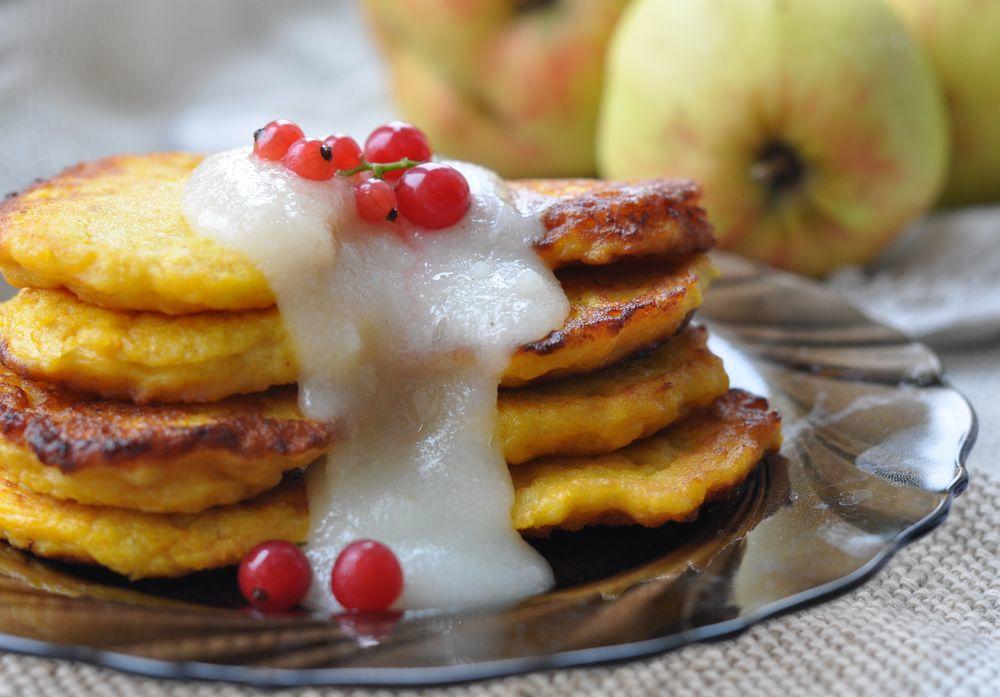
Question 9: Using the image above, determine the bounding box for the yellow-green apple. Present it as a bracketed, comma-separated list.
[885, 0, 1000, 206]
[598, 0, 949, 276]
[363, 0, 630, 178]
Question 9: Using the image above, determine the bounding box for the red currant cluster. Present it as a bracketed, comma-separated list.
[238, 539, 403, 613]
[253, 120, 471, 230]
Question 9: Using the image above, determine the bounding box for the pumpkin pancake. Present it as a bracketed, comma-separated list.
[511, 389, 782, 534]
[505, 254, 715, 386]
[0, 364, 334, 514]
[0, 289, 295, 404]
[0, 477, 307, 579]
[499, 326, 727, 464]
[0, 153, 714, 315]
[0, 327, 727, 512]
[0, 255, 715, 402]
[0, 390, 779, 579]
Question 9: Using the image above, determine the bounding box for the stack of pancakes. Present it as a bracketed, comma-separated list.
[0, 154, 780, 580]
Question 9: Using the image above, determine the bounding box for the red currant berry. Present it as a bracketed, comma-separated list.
[253, 120, 304, 161]
[395, 163, 471, 229]
[364, 121, 431, 166]
[355, 179, 399, 224]
[283, 138, 336, 181]
[323, 134, 363, 170]
[238, 540, 312, 612]
[331, 540, 404, 612]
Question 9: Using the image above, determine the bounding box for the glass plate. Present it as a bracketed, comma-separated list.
[0, 253, 975, 687]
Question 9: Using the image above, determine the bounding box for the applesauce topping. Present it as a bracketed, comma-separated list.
[182, 130, 569, 611]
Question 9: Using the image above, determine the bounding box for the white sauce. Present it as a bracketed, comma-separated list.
[182, 147, 569, 610]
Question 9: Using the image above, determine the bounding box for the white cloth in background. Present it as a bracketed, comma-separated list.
[832, 206, 1000, 347]
[830, 207, 1000, 479]
[0, 1, 996, 694]
[0, 0, 391, 195]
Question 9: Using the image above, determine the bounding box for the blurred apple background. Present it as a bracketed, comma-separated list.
[2, 0, 1000, 430]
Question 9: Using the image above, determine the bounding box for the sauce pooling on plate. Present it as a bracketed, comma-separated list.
[182, 147, 569, 610]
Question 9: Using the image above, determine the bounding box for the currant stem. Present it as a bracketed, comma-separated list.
[337, 158, 422, 179]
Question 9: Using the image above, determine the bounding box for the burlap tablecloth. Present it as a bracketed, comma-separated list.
[0, 1, 997, 693]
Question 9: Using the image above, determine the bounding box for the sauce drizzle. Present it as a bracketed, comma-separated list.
[183, 148, 569, 609]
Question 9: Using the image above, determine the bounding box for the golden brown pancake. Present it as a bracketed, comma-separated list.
[500, 326, 727, 464]
[0, 153, 714, 315]
[0, 255, 715, 402]
[518, 177, 714, 267]
[0, 364, 333, 514]
[511, 389, 782, 534]
[0, 390, 779, 579]
[504, 254, 715, 386]
[0, 288, 295, 404]
[0, 477, 307, 579]
[0, 327, 727, 512]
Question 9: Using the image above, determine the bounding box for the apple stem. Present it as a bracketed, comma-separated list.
[513, 0, 557, 12]
[750, 142, 804, 195]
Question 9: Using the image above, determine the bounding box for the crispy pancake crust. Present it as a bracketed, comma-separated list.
[504, 254, 716, 386]
[500, 326, 727, 464]
[0, 390, 779, 578]
[0, 363, 334, 513]
[0, 328, 727, 512]
[511, 389, 782, 534]
[0, 255, 715, 402]
[0, 154, 714, 314]
[520, 178, 713, 267]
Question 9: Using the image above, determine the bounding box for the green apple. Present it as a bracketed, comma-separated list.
[886, 0, 1000, 206]
[364, 0, 629, 178]
[598, 0, 949, 277]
